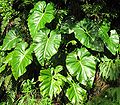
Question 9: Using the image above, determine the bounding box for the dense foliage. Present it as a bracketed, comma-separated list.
[0, 0, 120, 105]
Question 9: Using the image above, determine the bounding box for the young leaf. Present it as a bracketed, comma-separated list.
[28, 1, 55, 38]
[10, 42, 34, 80]
[4, 74, 12, 90]
[66, 82, 86, 104]
[73, 19, 104, 51]
[33, 28, 61, 66]
[0, 52, 13, 73]
[66, 48, 96, 88]
[39, 66, 66, 99]
[2, 30, 22, 51]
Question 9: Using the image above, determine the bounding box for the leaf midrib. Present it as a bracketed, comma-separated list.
[34, 13, 45, 35]
[16, 49, 30, 72]
[2, 36, 17, 50]
[43, 37, 49, 60]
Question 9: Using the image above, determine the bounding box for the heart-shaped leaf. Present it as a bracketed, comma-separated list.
[66, 48, 96, 88]
[33, 28, 61, 66]
[10, 42, 34, 80]
[99, 22, 119, 55]
[73, 19, 104, 51]
[28, 1, 55, 38]
[39, 66, 66, 99]
[107, 30, 119, 55]
[2, 30, 22, 51]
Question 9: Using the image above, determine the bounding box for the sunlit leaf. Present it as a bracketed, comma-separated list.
[73, 19, 104, 51]
[28, 1, 55, 38]
[107, 30, 119, 55]
[40, 66, 66, 99]
[99, 22, 119, 55]
[66, 48, 96, 88]
[2, 30, 22, 51]
[66, 81, 86, 104]
[33, 28, 61, 66]
[10, 42, 34, 80]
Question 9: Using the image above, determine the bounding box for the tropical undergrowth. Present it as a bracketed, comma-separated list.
[0, 0, 120, 105]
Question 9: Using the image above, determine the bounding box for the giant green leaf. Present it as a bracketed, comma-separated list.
[106, 30, 119, 55]
[28, 1, 55, 38]
[73, 19, 104, 51]
[108, 30, 119, 55]
[66, 81, 86, 105]
[98, 21, 110, 42]
[2, 30, 22, 51]
[99, 22, 119, 55]
[10, 42, 34, 80]
[66, 48, 96, 88]
[33, 28, 61, 66]
[39, 66, 66, 99]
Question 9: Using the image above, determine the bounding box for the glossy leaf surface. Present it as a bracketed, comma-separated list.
[73, 19, 104, 51]
[107, 30, 119, 55]
[99, 22, 119, 55]
[10, 42, 34, 80]
[66, 48, 96, 87]
[33, 29, 61, 66]
[2, 30, 22, 51]
[28, 1, 55, 38]
[40, 66, 66, 99]
[66, 81, 86, 105]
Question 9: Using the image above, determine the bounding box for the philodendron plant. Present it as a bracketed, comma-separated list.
[0, 1, 120, 104]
